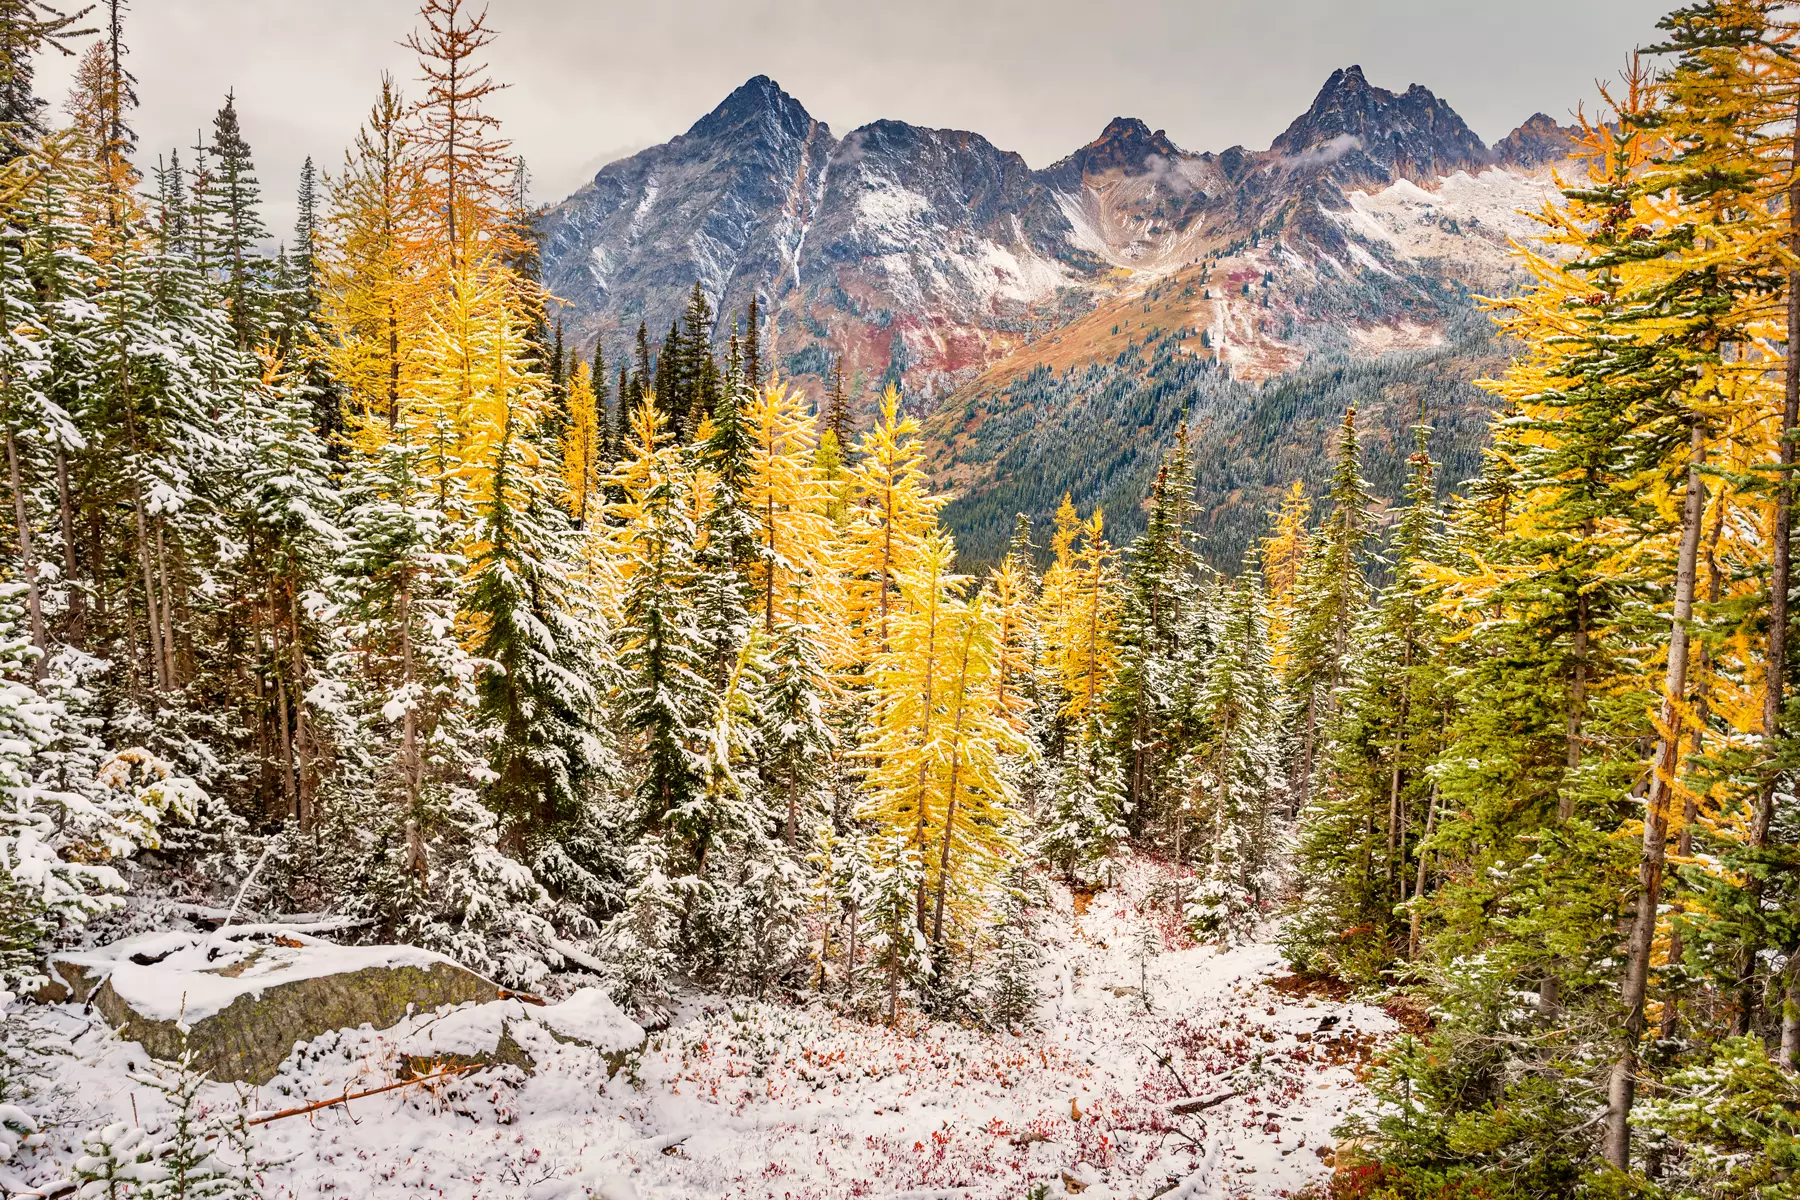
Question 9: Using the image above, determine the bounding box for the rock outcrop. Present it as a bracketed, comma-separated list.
[41, 930, 567, 1084]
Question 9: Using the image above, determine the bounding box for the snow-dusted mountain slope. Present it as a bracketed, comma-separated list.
[536, 66, 1574, 407]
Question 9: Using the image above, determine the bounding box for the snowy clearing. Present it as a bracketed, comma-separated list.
[19, 864, 1393, 1199]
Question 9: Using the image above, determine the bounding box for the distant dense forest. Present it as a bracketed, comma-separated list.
[933, 315, 1508, 570]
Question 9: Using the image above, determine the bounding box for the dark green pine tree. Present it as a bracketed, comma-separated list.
[619, 469, 711, 835]
[281, 156, 343, 454]
[1286, 406, 1371, 807]
[743, 294, 762, 390]
[0, 0, 91, 160]
[588, 336, 606, 431]
[703, 333, 761, 577]
[612, 360, 629, 463]
[1007, 513, 1037, 577]
[1285, 424, 1448, 981]
[691, 332, 763, 693]
[186, 135, 216, 278]
[1107, 437, 1198, 829]
[632, 320, 652, 420]
[541, 317, 569, 451]
[150, 150, 187, 255]
[207, 89, 269, 348]
[679, 282, 717, 438]
[653, 319, 681, 439]
[504, 158, 547, 335]
[468, 405, 605, 847]
[824, 356, 852, 449]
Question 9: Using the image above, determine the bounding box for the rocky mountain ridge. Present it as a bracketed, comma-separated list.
[537, 66, 1575, 404]
[535, 67, 1579, 563]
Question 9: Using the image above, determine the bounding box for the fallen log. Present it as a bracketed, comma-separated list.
[1169, 1090, 1238, 1115]
[247, 1064, 483, 1127]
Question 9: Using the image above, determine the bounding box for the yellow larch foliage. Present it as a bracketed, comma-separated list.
[844, 384, 943, 664]
[602, 398, 687, 584]
[858, 534, 1021, 950]
[1036, 492, 1082, 644]
[561, 361, 603, 526]
[405, 257, 544, 529]
[62, 39, 139, 239]
[982, 553, 1037, 732]
[1038, 498, 1118, 725]
[323, 75, 423, 437]
[746, 381, 840, 635]
[921, 591, 1022, 946]
[860, 534, 959, 899]
[1260, 480, 1311, 673]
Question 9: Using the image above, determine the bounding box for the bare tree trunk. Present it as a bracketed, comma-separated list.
[1560, 590, 1589, 822]
[387, 302, 401, 430]
[844, 899, 859, 1006]
[1741, 141, 1800, 1044]
[1408, 780, 1439, 959]
[1386, 643, 1412, 891]
[154, 516, 177, 687]
[783, 759, 800, 847]
[1173, 784, 1187, 917]
[288, 581, 313, 832]
[1544, 582, 1593, 1014]
[1297, 689, 1318, 813]
[88, 510, 106, 625]
[930, 777, 961, 948]
[931, 631, 976, 948]
[1669, 499, 1724, 1043]
[54, 447, 82, 646]
[122, 392, 167, 693]
[271, 585, 297, 820]
[1604, 421, 1707, 1171]
[397, 582, 428, 883]
[129, 485, 165, 691]
[5, 426, 47, 670]
[1783, 949, 1800, 1068]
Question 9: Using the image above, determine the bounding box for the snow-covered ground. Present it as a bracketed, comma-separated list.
[16, 863, 1394, 1199]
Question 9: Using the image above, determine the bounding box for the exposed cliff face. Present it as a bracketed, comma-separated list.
[1269, 64, 1491, 181]
[537, 75, 835, 357]
[1493, 112, 1580, 169]
[536, 66, 1577, 451]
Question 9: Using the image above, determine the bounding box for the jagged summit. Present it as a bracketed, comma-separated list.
[539, 61, 1576, 429]
[1494, 112, 1578, 169]
[1036, 116, 1188, 192]
[686, 74, 819, 142]
[1078, 117, 1183, 171]
[1271, 64, 1488, 176]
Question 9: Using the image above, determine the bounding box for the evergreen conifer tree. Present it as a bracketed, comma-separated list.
[206, 90, 268, 348]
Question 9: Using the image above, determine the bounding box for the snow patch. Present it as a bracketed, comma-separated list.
[57, 931, 467, 1024]
[20, 861, 1391, 1199]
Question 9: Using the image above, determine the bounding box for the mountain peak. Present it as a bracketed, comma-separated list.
[1271, 65, 1487, 177]
[1045, 116, 1184, 183]
[688, 75, 816, 141]
[1098, 116, 1179, 151]
[1494, 112, 1577, 169]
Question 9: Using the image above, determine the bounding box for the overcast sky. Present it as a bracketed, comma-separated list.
[39, 0, 1671, 238]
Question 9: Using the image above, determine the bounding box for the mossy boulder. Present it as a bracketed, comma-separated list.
[44, 932, 502, 1084]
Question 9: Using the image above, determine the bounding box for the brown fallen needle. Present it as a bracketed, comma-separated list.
[247, 1064, 483, 1127]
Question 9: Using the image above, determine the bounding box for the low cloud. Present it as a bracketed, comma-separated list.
[1140, 152, 1210, 195]
[1283, 133, 1363, 169]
